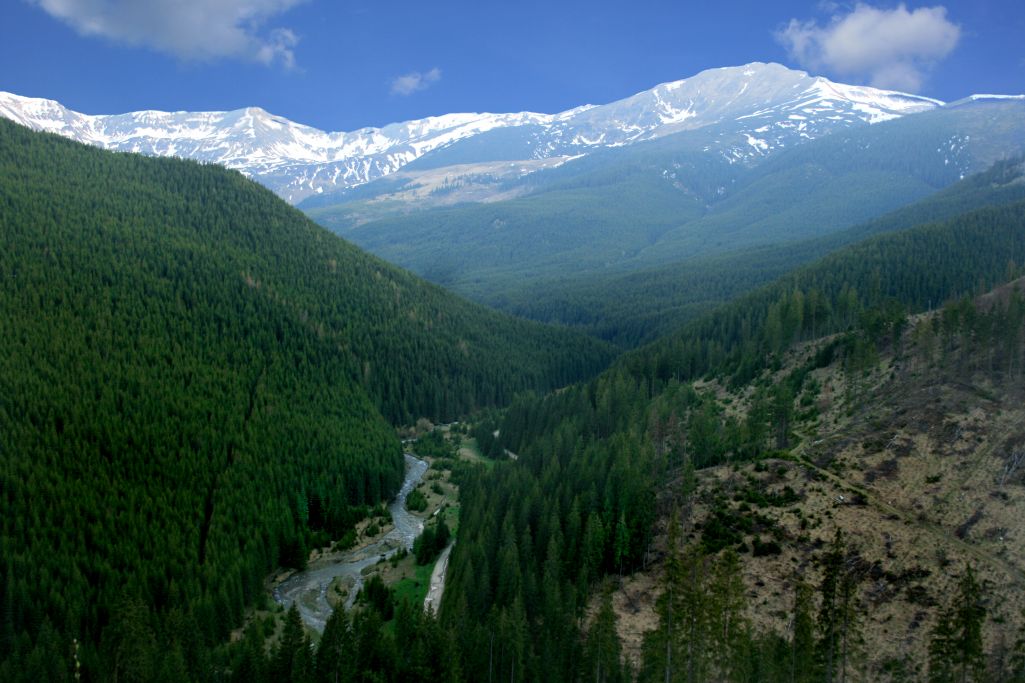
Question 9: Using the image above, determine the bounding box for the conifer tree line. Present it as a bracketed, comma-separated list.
[620, 200, 1025, 390]
[489, 157, 1025, 349]
[635, 524, 865, 683]
[197, 520, 1021, 683]
[165, 274, 1024, 681]
[638, 523, 1010, 682]
[226, 599, 464, 683]
[3, 118, 1025, 682]
[434, 200, 1025, 681]
[0, 120, 613, 680]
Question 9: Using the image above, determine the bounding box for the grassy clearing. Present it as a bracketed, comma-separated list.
[392, 560, 436, 606]
[457, 437, 494, 469]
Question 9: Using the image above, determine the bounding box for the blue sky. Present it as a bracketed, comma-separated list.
[1, 1, 1022, 131]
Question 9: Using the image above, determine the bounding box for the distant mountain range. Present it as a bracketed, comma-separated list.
[5, 62, 1024, 318]
[0, 62, 988, 204]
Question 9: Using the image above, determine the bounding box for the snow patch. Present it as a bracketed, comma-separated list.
[0, 64, 968, 204]
[744, 134, 769, 152]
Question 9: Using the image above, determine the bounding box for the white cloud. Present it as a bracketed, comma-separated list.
[390, 68, 442, 96]
[30, 0, 307, 67]
[777, 3, 960, 92]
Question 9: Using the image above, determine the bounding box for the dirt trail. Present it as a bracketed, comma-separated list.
[792, 441, 1024, 586]
[424, 543, 453, 613]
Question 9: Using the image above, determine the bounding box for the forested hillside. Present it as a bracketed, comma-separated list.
[0, 120, 614, 681]
[621, 198, 1025, 387]
[432, 198, 1025, 681]
[4, 113, 1025, 682]
[486, 156, 1025, 347]
[320, 100, 1025, 305]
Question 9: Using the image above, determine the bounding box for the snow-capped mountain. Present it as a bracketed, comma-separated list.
[0, 93, 548, 203]
[0, 63, 950, 203]
[515, 62, 941, 160]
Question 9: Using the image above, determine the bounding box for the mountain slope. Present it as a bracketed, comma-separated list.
[490, 156, 1025, 347]
[610, 286, 1025, 678]
[332, 99, 1025, 304]
[0, 63, 941, 204]
[0, 119, 614, 681]
[436, 198, 1025, 681]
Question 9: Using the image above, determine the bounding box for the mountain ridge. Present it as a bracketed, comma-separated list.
[0, 62, 968, 203]
[0, 118, 617, 680]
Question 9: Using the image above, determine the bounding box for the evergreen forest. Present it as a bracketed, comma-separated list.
[3, 109, 1025, 683]
[0, 120, 612, 680]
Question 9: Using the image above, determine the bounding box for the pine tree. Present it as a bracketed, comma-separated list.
[929, 565, 987, 683]
[272, 604, 313, 683]
[817, 530, 844, 683]
[585, 584, 624, 683]
[791, 579, 816, 683]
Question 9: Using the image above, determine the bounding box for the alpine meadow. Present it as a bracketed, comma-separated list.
[2, 2, 1025, 681]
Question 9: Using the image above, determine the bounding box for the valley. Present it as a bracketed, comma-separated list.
[0, 120, 608, 682]
[2, 40, 1025, 683]
[273, 454, 429, 632]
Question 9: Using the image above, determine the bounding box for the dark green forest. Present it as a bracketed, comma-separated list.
[619, 198, 1025, 388]
[4, 110, 1025, 683]
[426, 197, 1025, 681]
[0, 119, 613, 681]
[130, 268, 1025, 682]
[487, 157, 1025, 347]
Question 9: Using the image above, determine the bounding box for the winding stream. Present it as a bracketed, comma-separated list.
[272, 454, 429, 632]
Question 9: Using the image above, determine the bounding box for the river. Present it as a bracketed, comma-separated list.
[272, 453, 429, 632]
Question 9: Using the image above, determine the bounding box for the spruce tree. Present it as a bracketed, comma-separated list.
[709, 549, 749, 680]
[272, 604, 313, 683]
[1009, 610, 1025, 683]
[929, 565, 987, 683]
[817, 531, 844, 682]
[315, 608, 354, 683]
[929, 607, 957, 683]
[638, 510, 681, 683]
[584, 514, 608, 583]
[584, 584, 624, 683]
[231, 623, 267, 683]
[791, 579, 816, 683]
[836, 561, 863, 683]
[614, 512, 631, 575]
[679, 544, 711, 683]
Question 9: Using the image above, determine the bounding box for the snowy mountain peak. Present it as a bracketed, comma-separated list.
[950, 94, 1025, 106]
[0, 64, 971, 203]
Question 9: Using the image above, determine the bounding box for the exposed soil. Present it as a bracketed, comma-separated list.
[595, 309, 1025, 681]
